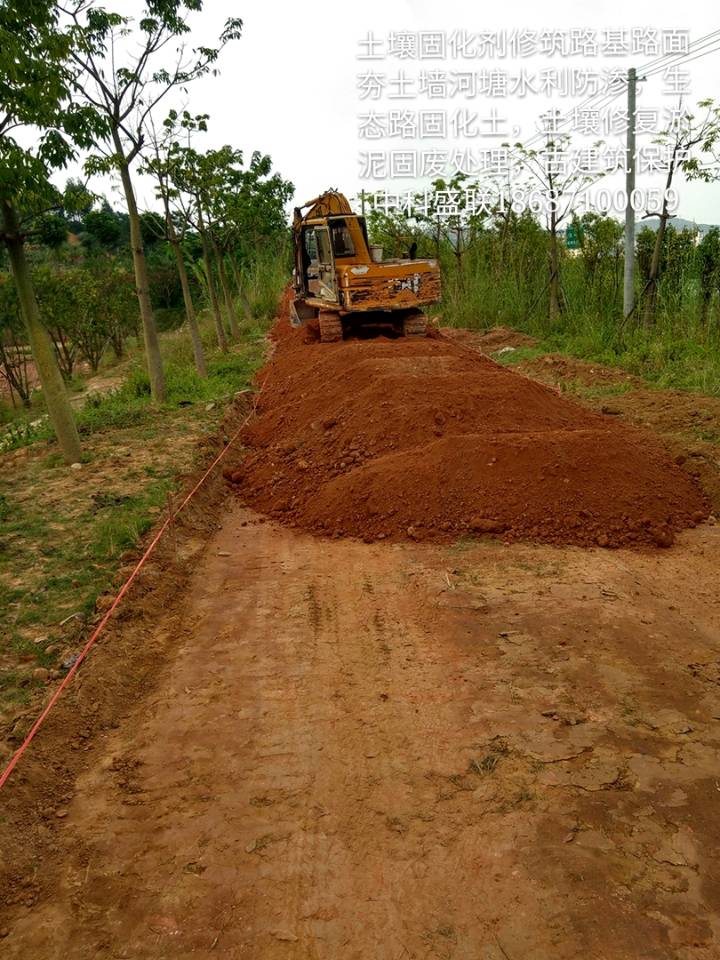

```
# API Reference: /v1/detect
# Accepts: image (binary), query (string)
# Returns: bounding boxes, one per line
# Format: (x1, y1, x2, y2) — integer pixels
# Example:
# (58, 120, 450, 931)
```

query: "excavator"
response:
(291, 190, 441, 342)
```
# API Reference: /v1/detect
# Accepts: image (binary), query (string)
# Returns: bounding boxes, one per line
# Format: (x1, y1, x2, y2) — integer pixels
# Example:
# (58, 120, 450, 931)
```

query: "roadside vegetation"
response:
(0, 292, 282, 735)
(0, 0, 292, 732)
(370, 205, 720, 395)
(0, 237, 287, 450)
(368, 102, 720, 396)
(0, 0, 292, 465)
(0, 186, 287, 729)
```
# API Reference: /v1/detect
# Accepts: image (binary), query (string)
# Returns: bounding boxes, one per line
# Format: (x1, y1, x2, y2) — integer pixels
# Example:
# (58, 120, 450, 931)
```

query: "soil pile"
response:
(229, 308, 708, 548)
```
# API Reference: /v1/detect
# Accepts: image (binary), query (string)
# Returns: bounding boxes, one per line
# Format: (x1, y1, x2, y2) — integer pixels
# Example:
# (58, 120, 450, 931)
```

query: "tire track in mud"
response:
(3, 507, 720, 959)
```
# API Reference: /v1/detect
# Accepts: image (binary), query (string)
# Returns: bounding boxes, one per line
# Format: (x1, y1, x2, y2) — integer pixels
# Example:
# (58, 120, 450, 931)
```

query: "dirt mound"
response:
(231, 308, 708, 548)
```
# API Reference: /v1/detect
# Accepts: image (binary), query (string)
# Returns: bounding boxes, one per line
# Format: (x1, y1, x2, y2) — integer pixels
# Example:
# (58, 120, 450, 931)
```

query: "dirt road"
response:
(4, 500, 720, 959)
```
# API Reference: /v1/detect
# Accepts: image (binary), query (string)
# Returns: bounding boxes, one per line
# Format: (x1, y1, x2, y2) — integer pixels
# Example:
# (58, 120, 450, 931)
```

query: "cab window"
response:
(316, 227, 333, 263)
(304, 228, 318, 261)
(329, 218, 355, 257)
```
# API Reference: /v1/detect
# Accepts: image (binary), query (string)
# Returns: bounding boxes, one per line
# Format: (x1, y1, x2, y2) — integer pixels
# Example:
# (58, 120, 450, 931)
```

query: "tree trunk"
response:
(642, 214, 668, 327)
(230, 257, 253, 323)
(549, 225, 561, 321)
(197, 207, 227, 352)
(51, 326, 75, 379)
(2, 200, 82, 464)
(642, 145, 678, 328)
(454, 227, 465, 292)
(115, 138, 166, 402)
(111, 331, 124, 360)
(167, 215, 207, 378)
(0, 332, 31, 407)
(547, 170, 562, 322)
(211, 236, 240, 339)
(497, 206, 512, 277)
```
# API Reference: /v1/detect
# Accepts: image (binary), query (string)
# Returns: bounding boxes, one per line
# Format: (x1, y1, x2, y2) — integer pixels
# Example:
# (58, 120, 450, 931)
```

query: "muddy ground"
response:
(1, 328, 719, 959)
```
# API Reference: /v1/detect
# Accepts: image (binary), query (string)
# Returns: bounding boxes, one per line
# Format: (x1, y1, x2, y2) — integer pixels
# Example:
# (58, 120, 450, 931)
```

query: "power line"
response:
(523, 32, 720, 148)
(638, 29, 720, 73)
(643, 43, 720, 78)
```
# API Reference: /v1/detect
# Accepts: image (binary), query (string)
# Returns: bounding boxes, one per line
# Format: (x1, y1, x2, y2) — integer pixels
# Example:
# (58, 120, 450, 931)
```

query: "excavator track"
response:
(319, 312, 344, 343)
(402, 312, 428, 339)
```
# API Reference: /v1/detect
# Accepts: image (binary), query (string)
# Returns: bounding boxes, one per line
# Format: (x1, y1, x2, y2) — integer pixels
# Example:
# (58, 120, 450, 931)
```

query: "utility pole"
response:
(623, 67, 637, 318)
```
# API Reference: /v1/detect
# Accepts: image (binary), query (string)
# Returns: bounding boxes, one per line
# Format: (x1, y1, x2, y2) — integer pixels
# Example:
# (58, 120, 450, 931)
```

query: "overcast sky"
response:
(71, 0, 720, 225)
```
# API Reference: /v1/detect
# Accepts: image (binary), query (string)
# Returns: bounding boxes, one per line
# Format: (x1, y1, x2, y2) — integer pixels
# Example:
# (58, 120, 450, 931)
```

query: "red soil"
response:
(229, 305, 708, 548)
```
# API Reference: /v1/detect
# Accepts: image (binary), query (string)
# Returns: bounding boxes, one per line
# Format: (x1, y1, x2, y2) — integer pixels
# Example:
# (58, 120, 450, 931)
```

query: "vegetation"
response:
(62, 0, 243, 402)
(368, 126, 720, 395)
(0, 0, 292, 460)
(0, 0, 100, 462)
(0, 291, 282, 723)
(0, 0, 291, 711)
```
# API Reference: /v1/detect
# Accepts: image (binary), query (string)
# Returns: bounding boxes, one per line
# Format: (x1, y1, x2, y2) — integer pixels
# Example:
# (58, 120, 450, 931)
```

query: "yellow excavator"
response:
(291, 190, 441, 342)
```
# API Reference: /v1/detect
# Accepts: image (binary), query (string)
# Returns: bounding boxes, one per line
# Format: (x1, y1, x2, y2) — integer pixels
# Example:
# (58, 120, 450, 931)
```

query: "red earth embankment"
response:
(228, 309, 708, 548)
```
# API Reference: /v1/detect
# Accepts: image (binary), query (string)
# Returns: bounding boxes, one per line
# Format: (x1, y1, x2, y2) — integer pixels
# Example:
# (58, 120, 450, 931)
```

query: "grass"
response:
(0, 244, 287, 448)
(1, 473, 173, 644)
(487, 319, 720, 396)
(563, 382, 635, 401)
(542, 322, 720, 395)
(438, 250, 720, 397)
(0, 327, 267, 452)
(492, 346, 546, 367)
(0, 293, 277, 728)
(469, 738, 510, 776)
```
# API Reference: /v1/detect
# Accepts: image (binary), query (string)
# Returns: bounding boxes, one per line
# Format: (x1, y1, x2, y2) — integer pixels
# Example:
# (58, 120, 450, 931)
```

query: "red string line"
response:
(0, 400, 257, 792)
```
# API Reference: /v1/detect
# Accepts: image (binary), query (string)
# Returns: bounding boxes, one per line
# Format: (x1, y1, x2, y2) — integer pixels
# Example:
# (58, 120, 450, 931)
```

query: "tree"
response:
(697, 228, 720, 324)
(208, 149, 293, 324)
(510, 119, 604, 321)
(141, 113, 207, 375)
(0, 0, 98, 462)
(0, 275, 32, 407)
(62, 0, 242, 400)
(415, 174, 484, 290)
(367, 206, 430, 260)
(37, 213, 69, 249)
(162, 139, 231, 351)
(662, 227, 697, 310)
(149, 108, 293, 347)
(639, 99, 720, 326)
(61, 176, 94, 227)
(105, 262, 141, 358)
(83, 203, 125, 250)
(33, 265, 80, 378)
(577, 212, 623, 315)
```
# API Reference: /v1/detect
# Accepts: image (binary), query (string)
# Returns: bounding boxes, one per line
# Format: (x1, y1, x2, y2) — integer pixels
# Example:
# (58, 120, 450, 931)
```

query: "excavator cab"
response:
(291, 190, 441, 343)
(301, 223, 336, 301)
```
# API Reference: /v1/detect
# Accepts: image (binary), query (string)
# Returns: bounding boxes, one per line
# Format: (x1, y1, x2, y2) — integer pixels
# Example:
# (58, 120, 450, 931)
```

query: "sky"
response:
(66, 0, 720, 226)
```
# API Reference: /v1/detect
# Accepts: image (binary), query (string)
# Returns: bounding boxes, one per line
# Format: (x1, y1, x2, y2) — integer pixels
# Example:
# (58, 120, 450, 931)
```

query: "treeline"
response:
(1, 195, 175, 404)
(0, 169, 290, 407)
(370, 208, 720, 330)
(369, 184, 720, 391)
(0, 0, 292, 463)
(368, 98, 720, 389)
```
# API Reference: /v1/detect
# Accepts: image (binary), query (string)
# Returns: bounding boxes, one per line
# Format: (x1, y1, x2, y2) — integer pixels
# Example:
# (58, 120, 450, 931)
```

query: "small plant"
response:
(469, 738, 510, 775)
